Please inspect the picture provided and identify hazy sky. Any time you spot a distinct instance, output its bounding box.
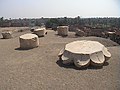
[0,0,120,18]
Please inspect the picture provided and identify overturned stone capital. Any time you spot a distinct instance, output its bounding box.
[75,29,86,36]
[2,31,13,39]
[33,28,46,37]
[58,40,111,68]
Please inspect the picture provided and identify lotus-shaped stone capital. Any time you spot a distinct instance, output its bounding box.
[58,40,111,68]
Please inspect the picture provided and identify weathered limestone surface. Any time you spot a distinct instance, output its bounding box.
[34,28,46,37]
[2,31,13,39]
[58,40,111,68]
[57,26,69,36]
[19,33,39,49]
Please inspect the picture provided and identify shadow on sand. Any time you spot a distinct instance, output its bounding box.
[0,37,4,39]
[56,59,109,70]
[15,47,37,51]
[54,34,67,37]
[0,37,13,39]
[54,34,79,38]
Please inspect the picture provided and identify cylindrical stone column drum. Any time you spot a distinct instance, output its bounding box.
[2,31,13,39]
[19,33,39,49]
[34,28,46,37]
[57,26,69,36]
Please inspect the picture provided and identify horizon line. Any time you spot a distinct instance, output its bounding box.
[1,16,120,19]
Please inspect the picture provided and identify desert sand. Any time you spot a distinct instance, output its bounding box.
[0,27,120,90]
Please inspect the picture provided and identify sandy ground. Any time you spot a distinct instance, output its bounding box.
[0,27,120,90]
